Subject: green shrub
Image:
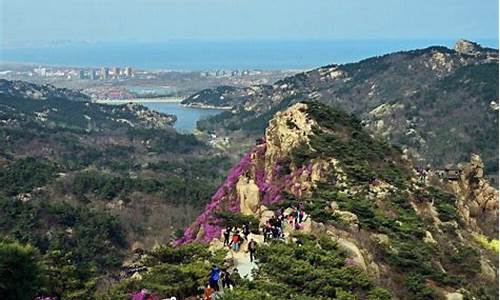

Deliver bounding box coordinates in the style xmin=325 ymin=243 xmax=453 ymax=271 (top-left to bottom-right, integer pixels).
xmin=0 ymin=240 xmax=45 ymax=300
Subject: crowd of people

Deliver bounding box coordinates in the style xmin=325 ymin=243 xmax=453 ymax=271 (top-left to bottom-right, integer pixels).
xmin=203 ymin=205 xmax=309 ymax=300
xmin=223 ymin=223 xmax=251 ymax=251
xmin=262 ymin=205 xmax=307 ymax=243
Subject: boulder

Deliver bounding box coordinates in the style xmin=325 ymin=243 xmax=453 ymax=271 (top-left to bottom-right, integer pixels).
xmin=311 ymin=221 xmax=327 ymax=235
xmin=335 ymin=210 xmax=359 ymax=225
xmin=480 ymin=257 xmax=497 ymax=280
xmin=423 ymin=231 xmax=437 ymax=245
xmin=329 ymin=234 xmax=367 ymax=271
xmin=374 ymin=234 xmax=390 ymax=245
xmin=236 ymin=176 xmax=260 ymax=215
xmin=446 ymin=292 xmax=463 ymax=300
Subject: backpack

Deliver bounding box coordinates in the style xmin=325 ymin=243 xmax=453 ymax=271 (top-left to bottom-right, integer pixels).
xmin=210 ymin=268 xmax=220 ymax=281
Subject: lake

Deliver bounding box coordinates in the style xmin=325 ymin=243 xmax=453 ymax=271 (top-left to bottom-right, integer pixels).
xmin=143 ymin=102 xmax=224 ymax=133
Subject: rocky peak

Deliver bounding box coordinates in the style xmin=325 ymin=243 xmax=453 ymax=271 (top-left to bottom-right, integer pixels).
xmin=454 ymin=39 xmax=483 ymax=56
xmin=264 ymin=103 xmax=316 ymax=173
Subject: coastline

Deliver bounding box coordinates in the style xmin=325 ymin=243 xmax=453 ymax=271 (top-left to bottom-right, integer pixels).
xmin=181 ymin=103 xmax=233 ymax=110
xmin=93 ymin=98 xmax=233 ymax=111
xmin=93 ymin=97 xmax=183 ymax=104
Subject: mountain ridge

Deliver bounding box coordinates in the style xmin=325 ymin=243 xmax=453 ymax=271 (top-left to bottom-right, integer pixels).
xmin=173 ymin=101 xmax=498 ymax=299
xmin=187 ymin=40 xmax=499 ymax=179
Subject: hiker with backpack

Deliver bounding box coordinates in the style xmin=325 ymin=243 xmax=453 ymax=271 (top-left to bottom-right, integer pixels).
xmin=230 ymin=231 xmax=242 ymax=251
xmin=221 ymin=269 xmax=235 ymax=289
xmin=208 ymin=265 xmax=221 ymax=291
xmin=247 ymin=238 xmax=257 ymax=262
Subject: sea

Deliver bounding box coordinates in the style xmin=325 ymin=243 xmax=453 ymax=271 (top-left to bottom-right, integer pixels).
xmin=1 ymin=39 xmax=498 ymax=70
xmin=2 ymin=39 xmax=498 ymax=132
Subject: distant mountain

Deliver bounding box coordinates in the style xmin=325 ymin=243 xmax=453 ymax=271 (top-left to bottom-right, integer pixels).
xmin=189 ymin=40 xmax=499 ymax=178
xmin=0 ymin=79 xmax=89 ymax=101
xmin=0 ymin=79 xmax=177 ymax=131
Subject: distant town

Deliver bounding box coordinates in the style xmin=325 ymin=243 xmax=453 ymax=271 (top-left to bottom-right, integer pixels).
xmin=0 ymin=63 xmax=298 ymax=100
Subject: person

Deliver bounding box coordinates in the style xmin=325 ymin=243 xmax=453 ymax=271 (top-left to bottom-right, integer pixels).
xmin=208 ymin=265 xmax=221 ymax=291
xmin=242 ymin=223 xmax=250 ymax=241
xmin=221 ymin=269 xmax=235 ymax=289
xmin=204 ymin=284 xmax=214 ymax=300
xmin=299 ymin=209 xmax=305 ymax=223
xmin=232 ymin=268 xmax=242 ymax=286
xmin=223 ymin=227 xmax=231 ymax=246
xmin=271 ymin=225 xmax=279 ymax=239
xmin=294 ymin=207 xmax=301 ymax=224
xmin=262 ymin=224 xmax=269 ymax=243
xmin=230 ymin=231 xmax=241 ymax=251
xmin=247 ymin=238 xmax=257 ymax=262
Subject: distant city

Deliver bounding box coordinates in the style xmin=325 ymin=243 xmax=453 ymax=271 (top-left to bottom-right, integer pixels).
xmin=0 ymin=63 xmax=296 ymax=101
xmin=23 ymin=66 xmax=261 ymax=81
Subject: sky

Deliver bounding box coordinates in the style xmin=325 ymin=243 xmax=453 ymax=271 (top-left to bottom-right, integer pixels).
xmin=1 ymin=0 xmax=498 ymax=48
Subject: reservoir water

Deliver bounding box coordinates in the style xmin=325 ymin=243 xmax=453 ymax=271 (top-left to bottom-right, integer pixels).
xmin=143 ymin=102 xmax=224 ymax=133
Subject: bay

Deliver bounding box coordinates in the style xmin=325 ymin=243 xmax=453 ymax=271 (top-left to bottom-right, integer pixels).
xmin=143 ymin=102 xmax=224 ymax=133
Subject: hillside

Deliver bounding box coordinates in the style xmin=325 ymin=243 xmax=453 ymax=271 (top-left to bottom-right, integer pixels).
xmin=190 ymin=40 xmax=499 ymax=179
xmin=0 ymin=80 xmax=232 ymax=299
xmin=102 ymin=102 xmax=498 ymax=300
xmin=0 ymin=79 xmax=89 ymax=101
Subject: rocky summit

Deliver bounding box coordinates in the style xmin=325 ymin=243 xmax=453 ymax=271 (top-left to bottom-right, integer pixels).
xmin=172 ymin=102 xmax=498 ymax=299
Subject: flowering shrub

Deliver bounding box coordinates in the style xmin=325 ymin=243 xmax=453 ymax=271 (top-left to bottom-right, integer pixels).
xmin=175 ymin=140 xmax=316 ymax=244
xmin=175 ymin=147 xmax=257 ymax=244
xmin=130 ymin=290 xmax=160 ymax=300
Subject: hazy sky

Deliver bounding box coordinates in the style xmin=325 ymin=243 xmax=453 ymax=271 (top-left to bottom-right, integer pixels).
xmin=1 ymin=0 xmax=498 ymax=47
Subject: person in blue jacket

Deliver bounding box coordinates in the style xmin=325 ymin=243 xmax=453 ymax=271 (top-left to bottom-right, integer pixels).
xmin=208 ymin=265 xmax=221 ymax=291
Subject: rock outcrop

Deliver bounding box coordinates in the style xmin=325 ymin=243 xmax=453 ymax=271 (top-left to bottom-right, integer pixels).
xmin=454 ymin=39 xmax=484 ymax=56
xmin=448 ymin=154 xmax=499 ymax=237
xmin=264 ymin=102 xmax=316 ymax=174
xmin=236 ymin=177 xmax=261 ymax=215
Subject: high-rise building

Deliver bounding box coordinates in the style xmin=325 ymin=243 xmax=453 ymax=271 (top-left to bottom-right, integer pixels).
xmin=78 ymin=70 xmax=85 ymax=80
xmin=90 ymin=69 xmax=97 ymax=80
xmin=124 ymin=66 xmax=133 ymax=77
xmin=100 ymin=67 xmax=109 ymax=80
xmin=34 ymin=67 xmax=47 ymax=77
xmin=112 ymin=67 xmax=120 ymax=79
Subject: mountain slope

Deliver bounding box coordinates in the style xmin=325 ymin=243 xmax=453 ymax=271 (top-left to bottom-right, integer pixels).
xmin=0 ymin=80 xmax=232 ymax=299
xmin=191 ymin=40 xmax=499 ymax=178
xmin=173 ymin=102 xmax=498 ymax=299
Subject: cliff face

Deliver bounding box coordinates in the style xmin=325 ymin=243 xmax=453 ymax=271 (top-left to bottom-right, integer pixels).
xmin=175 ymin=103 xmax=332 ymax=244
xmin=179 ymin=102 xmax=499 ymax=299
xmin=445 ymin=154 xmax=499 ymax=237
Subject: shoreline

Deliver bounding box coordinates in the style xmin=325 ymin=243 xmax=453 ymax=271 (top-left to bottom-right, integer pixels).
xmin=93 ymin=97 xmax=183 ymax=104
xmin=94 ymin=98 xmax=233 ymax=111
xmin=181 ymin=103 xmax=233 ymax=110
